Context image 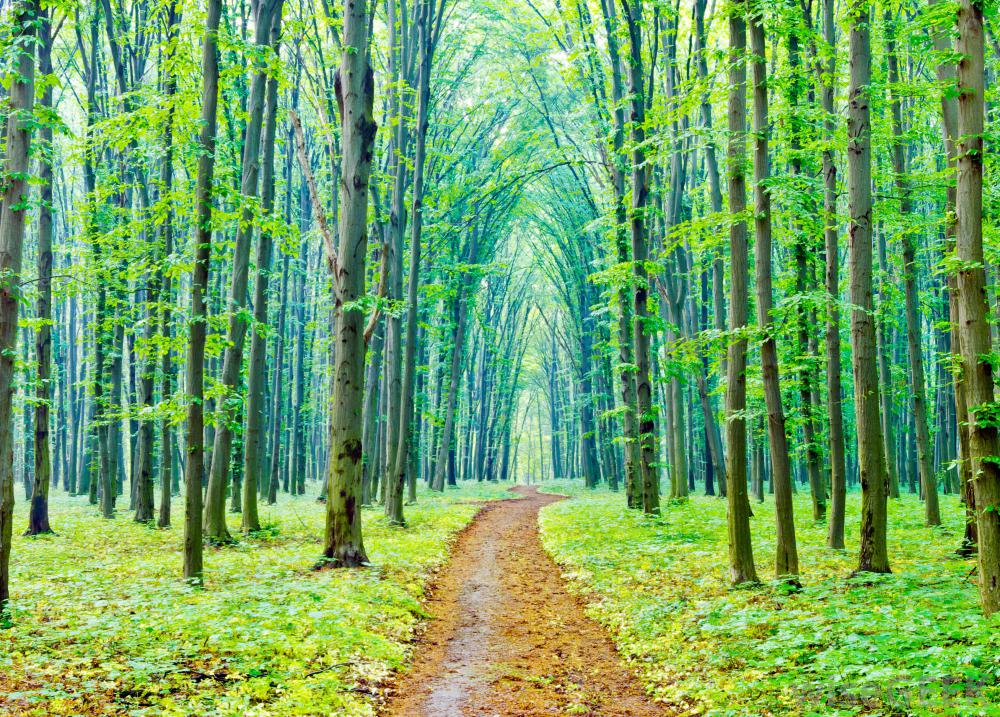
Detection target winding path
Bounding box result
[381,486,665,717]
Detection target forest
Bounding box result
[0,0,999,714]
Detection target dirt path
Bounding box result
[381,486,665,717]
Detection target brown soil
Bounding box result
[381,486,666,717]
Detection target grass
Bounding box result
[1,481,513,716]
[538,481,1000,717]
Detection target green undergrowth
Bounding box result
[538,481,1000,717]
[1,482,513,716]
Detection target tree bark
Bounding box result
[243,6,285,532]
[822,0,847,549]
[0,0,37,623]
[750,4,798,579]
[620,0,659,515]
[203,0,285,542]
[321,0,377,568]
[28,6,53,536]
[849,0,890,574]
[184,0,224,584]
[955,0,1000,615]
[725,0,758,585]
[886,11,940,526]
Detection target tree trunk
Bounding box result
[886,12,940,526]
[157,2,181,528]
[750,4,798,579]
[822,0,846,549]
[0,0,37,623]
[955,0,1000,615]
[184,0,224,584]
[243,6,285,532]
[725,0,758,585]
[203,0,284,542]
[621,0,659,515]
[849,0,890,574]
[27,6,53,536]
[321,0,377,568]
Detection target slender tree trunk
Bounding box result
[930,0,976,554]
[243,6,285,532]
[725,0,758,585]
[750,4,798,579]
[184,0,224,584]
[885,12,940,526]
[27,6,53,536]
[621,0,659,515]
[822,0,846,549]
[599,0,641,508]
[387,0,436,525]
[849,0,890,574]
[157,4,180,527]
[203,0,284,542]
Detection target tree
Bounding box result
[724,0,758,585]
[620,0,659,516]
[203,0,285,543]
[0,0,38,623]
[749,0,797,579]
[848,0,889,575]
[27,4,54,536]
[954,0,1000,615]
[184,0,225,585]
[321,0,377,568]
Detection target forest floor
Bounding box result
[0,482,512,716]
[539,482,1000,717]
[380,485,662,717]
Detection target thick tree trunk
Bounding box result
[321,0,377,568]
[849,0,890,574]
[955,0,1000,615]
[0,0,37,623]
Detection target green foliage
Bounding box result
[1,483,512,716]
[539,483,1000,716]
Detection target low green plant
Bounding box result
[539,482,1000,717]
[1,482,512,716]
